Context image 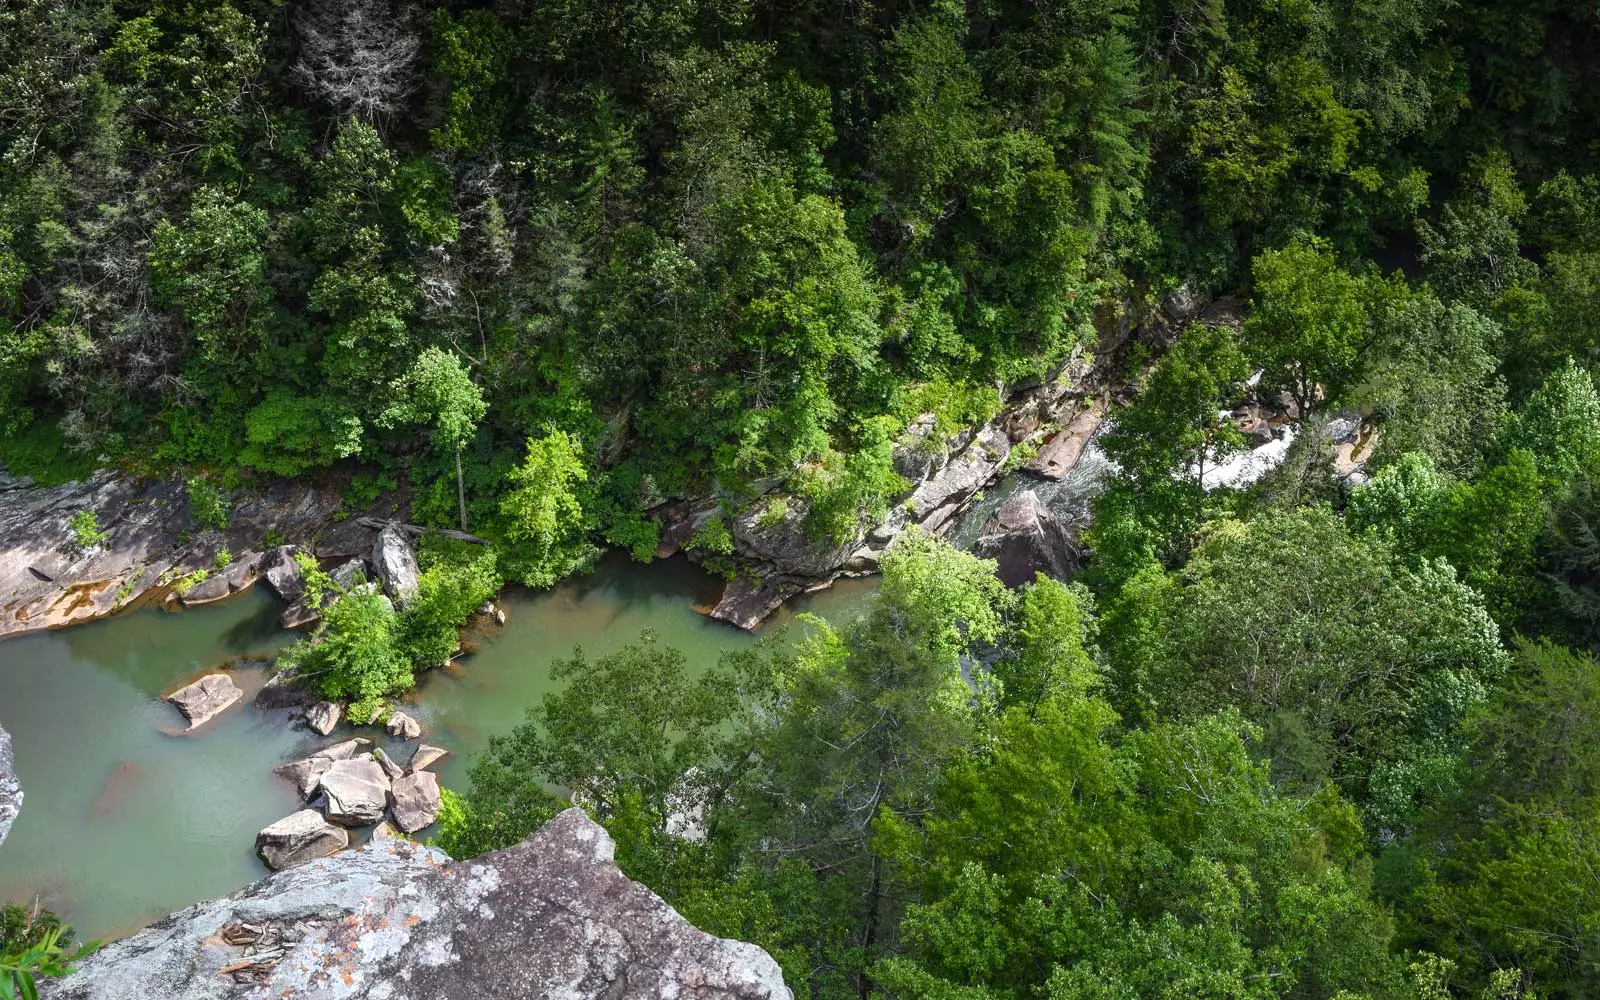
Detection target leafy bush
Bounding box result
[68,511,107,551]
[400,541,502,667]
[185,476,229,531]
[280,587,412,724]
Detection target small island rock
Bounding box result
[386,711,422,740]
[164,674,243,730]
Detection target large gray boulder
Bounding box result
[254,809,349,871]
[270,738,375,800]
[305,700,340,736]
[387,770,441,833]
[972,490,1081,588]
[317,758,390,826]
[49,810,792,1000]
[163,674,243,731]
[0,724,18,848]
[370,523,420,605]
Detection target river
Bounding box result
[0,554,873,942]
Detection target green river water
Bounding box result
[0,554,873,942]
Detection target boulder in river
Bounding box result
[53,809,792,1000]
[252,670,314,711]
[371,747,404,781]
[163,673,243,730]
[318,757,390,826]
[271,738,375,799]
[408,743,448,773]
[370,523,421,605]
[386,710,422,740]
[259,545,304,602]
[0,724,18,848]
[272,756,334,801]
[972,490,1081,588]
[305,700,341,736]
[369,819,402,842]
[388,770,442,833]
[254,809,349,871]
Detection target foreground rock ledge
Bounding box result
[46,808,793,1000]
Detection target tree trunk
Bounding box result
[455,445,468,534]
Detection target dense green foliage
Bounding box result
[3,0,1596,547]
[8,1,1600,998]
[0,904,89,998]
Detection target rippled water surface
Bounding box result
[0,555,872,941]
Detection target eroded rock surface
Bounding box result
[0,724,19,847]
[49,809,793,1000]
[164,674,244,730]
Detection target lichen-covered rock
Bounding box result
[387,770,441,833]
[254,809,349,871]
[49,810,792,1000]
[317,758,390,826]
[0,723,19,848]
[369,523,420,605]
[163,674,243,730]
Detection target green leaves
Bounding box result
[498,431,597,588]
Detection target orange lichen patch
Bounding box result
[402,914,420,927]
[55,579,111,616]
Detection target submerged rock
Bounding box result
[388,770,441,833]
[305,700,341,736]
[51,810,792,1000]
[973,491,1082,588]
[318,758,390,826]
[163,673,243,731]
[370,523,420,605]
[0,724,18,848]
[254,809,348,871]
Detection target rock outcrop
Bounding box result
[973,490,1082,587]
[0,471,398,640]
[369,523,420,605]
[260,545,305,602]
[49,809,793,1000]
[163,674,244,731]
[254,810,349,871]
[0,723,18,848]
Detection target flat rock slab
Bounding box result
[254,809,349,871]
[164,674,243,730]
[318,758,390,826]
[708,575,802,630]
[51,809,793,1000]
[388,770,441,833]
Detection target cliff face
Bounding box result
[46,809,792,1000]
[0,723,18,847]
